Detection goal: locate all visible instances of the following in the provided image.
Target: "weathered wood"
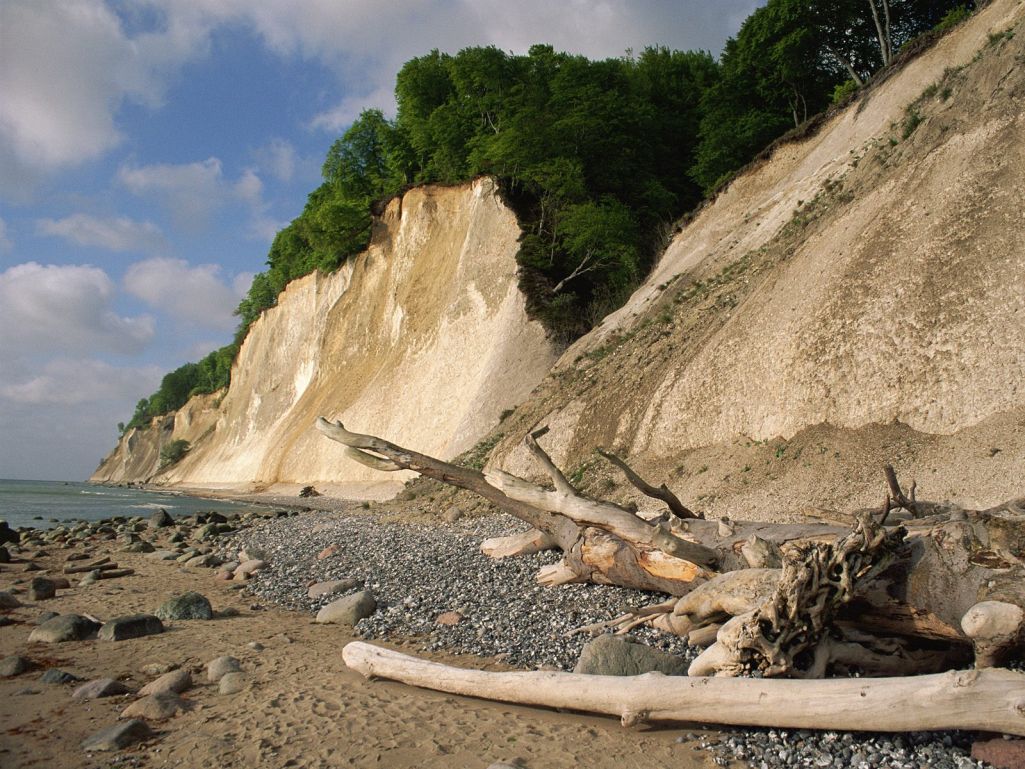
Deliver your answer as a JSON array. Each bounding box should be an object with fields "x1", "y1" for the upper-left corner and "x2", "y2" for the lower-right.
[
  {"x1": 480, "y1": 529, "x2": 557, "y2": 559},
  {"x1": 596, "y1": 448, "x2": 700, "y2": 520},
  {"x1": 343, "y1": 642, "x2": 1025, "y2": 735}
]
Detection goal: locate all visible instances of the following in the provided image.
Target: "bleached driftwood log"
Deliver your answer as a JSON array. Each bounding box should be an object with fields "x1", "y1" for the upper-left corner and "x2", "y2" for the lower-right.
[{"x1": 342, "y1": 642, "x2": 1025, "y2": 735}]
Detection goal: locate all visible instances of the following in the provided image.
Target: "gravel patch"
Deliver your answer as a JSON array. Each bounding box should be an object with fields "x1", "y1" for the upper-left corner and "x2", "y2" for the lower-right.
[
  {"x1": 219, "y1": 509, "x2": 997, "y2": 769},
  {"x1": 220, "y1": 510, "x2": 697, "y2": 670}
]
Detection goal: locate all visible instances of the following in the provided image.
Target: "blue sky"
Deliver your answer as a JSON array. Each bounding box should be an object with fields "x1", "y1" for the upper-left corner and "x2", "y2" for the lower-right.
[{"x1": 0, "y1": 0, "x2": 757, "y2": 480}]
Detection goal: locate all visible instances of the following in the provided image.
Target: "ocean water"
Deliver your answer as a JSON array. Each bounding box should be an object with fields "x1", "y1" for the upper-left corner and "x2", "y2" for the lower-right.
[{"x1": 0, "y1": 479, "x2": 275, "y2": 531}]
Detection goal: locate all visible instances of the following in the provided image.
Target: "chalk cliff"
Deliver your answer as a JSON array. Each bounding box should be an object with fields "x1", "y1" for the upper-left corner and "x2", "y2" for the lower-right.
[{"x1": 92, "y1": 178, "x2": 558, "y2": 497}]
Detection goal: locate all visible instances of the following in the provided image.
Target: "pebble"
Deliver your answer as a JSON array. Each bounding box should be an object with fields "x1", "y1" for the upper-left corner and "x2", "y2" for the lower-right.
[
  {"x1": 315, "y1": 590, "x2": 376, "y2": 626},
  {"x1": 80, "y1": 719, "x2": 153, "y2": 751},
  {"x1": 207, "y1": 655, "x2": 241, "y2": 683}
]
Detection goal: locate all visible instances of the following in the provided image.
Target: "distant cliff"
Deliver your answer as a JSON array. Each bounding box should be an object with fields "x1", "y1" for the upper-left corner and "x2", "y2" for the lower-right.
[{"x1": 92, "y1": 178, "x2": 558, "y2": 497}]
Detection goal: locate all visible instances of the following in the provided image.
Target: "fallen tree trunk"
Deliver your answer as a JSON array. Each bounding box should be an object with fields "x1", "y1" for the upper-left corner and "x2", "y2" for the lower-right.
[
  {"x1": 343, "y1": 642, "x2": 1025, "y2": 735},
  {"x1": 316, "y1": 418, "x2": 1025, "y2": 672}
]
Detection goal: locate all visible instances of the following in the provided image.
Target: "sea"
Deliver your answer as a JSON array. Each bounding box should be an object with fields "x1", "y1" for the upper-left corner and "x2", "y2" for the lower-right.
[{"x1": 0, "y1": 479, "x2": 276, "y2": 532}]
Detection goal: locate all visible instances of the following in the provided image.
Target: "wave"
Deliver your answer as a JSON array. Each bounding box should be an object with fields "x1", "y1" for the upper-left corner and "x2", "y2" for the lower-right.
[{"x1": 128, "y1": 503, "x2": 177, "y2": 511}]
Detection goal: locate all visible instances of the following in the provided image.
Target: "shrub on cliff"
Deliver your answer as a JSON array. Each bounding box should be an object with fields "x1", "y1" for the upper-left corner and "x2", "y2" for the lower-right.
[{"x1": 159, "y1": 440, "x2": 190, "y2": 468}]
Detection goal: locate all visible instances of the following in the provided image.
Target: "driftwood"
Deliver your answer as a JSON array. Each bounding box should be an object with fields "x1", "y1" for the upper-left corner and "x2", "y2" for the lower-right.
[
  {"x1": 316, "y1": 419, "x2": 1025, "y2": 683},
  {"x1": 343, "y1": 642, "x2": 1025, "y2": 735}
]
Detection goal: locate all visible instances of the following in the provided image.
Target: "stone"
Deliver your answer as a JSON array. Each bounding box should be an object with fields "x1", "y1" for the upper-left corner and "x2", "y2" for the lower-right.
[
  {"x1": 50, "y1": 577, "x2": 70, "y2": 589},
  {"x1": 486, "y1": 763, "x2": 524, "y2": 769},
  {"x1": 138, "y1": 669, "x2": 192, "y2": 696},
  {"x1": 442, "y1": 507, "x2": 463, "y2": 523},
  {"x1": 140, "y1": 662, "x2": 177, "y2": 676},
  {"x1": 206, "y1": 655, "x2": 241, "y2": 682},
  {"x1": 28, "y1": 576, "x2": 57, "y2": 601},
  {"x1": 0, "y1": 590, "x2": 22, "y2": 609},
  {"x1": 0, "y1": 655, "x2": 34, "y2": 677},
  {"x1": 247, "y1": 641, "x2": 264, "y2": 651},
  {"x1": 233, "y1": 559, "x2": 267, "y2": 579},
  {"x1": 0, "y1": 545, "x2": 10, "y2": 563},
  {"x1": 573, "y1": 634, "x2": 690, "y2": 677},
  {"x1": 184, "y1": 553, "x2": 222, "y2": 568},
  {"x1": 307, "y1": 578, "x2": 360, "y2": 599},
  {"x1": 124, "y1": 541, "x2": 155, "y2": 553},
  {"x1": 148, "y1": 508, "x2": 173, "y2": 528},
  {"x1": 155, "y1": 592, "x2": 213, "y2": 621},
  {"x1": 28, "y1": 614, "x2": 100, "y2": 643},
  {"x1": 972, "y1": 737, "x2": 1025, "y2": 769},
  {"x1": 147, "y1": 550, "x2": 179, "y2": 561},
  {"x1": 218, "y1": 671, "x2": 246, "y2": 694},
  {"x1": 40, "y1": 668, "x2": 80, "y2": 684},
  {"x1": 315, "y1": 590, "x2": 377, "y2": 626},
  {"x1": 435, "y1": 611, "x2": 464, "y2": 626},
  {"x1": 80, "y1": 719, "x2": 153, "y2": 751},
  {"x1": 121, "y1": 692, "x2": 189, "y2": 720},
  {"x1": 0, "y1": 520, "x2": 19, "y2": 545},
  {"x1": 98, "y1": 614, "x2": 165, "y2": 641},
  {"x1": 237, "y1": 547, "x2": 267, "y2": 563},
  {"x1": 316, "y1": 544, "x2": 339, "y2": 560},
  {"x1": 72, "y1": 678, "x2": 133, "y2": 700},
  {"x1": 34, "y1": 610, "x2": 59, "y2": 624}
]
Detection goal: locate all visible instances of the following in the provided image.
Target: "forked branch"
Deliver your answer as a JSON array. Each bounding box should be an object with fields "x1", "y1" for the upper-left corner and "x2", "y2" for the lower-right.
[{"x1": 596, "y1": 448, "x2": 700, "y2": 519}]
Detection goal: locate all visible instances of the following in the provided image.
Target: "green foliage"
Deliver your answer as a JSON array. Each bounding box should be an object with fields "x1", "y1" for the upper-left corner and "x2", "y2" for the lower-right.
[
  {"x1": 159, "y1": 439, "x2": 191, "y2": 468},
  {"x1": 935, "y1": 5, "x2": 972, "y2": 33},
  {"x1": 832, "y1": 79, "x2": 861, "y2": 104}
]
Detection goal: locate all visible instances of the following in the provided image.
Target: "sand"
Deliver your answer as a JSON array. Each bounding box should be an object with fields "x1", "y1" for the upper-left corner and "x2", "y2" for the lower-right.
[{"x1": 0, "y1": 530, "x2": 714, "y2": 769}]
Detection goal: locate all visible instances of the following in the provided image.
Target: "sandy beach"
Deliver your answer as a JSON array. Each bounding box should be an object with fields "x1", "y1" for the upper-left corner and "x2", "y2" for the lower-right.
[{"x1": 0, "y1": 510, "x2": 716, "y2": 769}]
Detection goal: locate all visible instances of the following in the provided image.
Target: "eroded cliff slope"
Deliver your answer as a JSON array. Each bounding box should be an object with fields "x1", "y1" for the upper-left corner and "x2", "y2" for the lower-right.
[
  {"x1": 93, "y1": 179, "x2": 557, "y2": 496},
  {"x1": 491, "y1": 0, "x2": 1025, "y2": 518}
]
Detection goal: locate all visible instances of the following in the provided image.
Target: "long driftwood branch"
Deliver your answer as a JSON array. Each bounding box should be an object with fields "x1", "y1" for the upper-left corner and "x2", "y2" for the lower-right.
[
  {"x1": 596, "y1": 448, "x2": 700, "y2": 520},
  {"x1": 343, "y1": 642, "x2": 1025, "y2": 735}
]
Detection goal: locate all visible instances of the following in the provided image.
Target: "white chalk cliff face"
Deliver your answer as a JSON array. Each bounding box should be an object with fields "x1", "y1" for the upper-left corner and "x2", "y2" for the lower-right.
[{"x1": 93, "y1": 179, "x2": 558, "y2": 496}]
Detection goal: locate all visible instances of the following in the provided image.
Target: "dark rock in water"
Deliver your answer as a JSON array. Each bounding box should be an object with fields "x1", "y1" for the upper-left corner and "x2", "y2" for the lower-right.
[
  {"x1": 149, "y1": 508, "x2": 173, "y2": 528},
  {"x1": 40, "y1": 668, "x2": 81, "y2": 684},
  {"x1": 28, "y1": 577, "x2": 57, "y2": 601},
  {"x1": 0, "y1": 655, "x2": 34, "y2": 677},
  {"x1": 98, "y1": 614, "x2": 164, "y2": 641},
  {"x1": 155, "y1": 592, "x2": 213, "y2": 621},
  {"x1": 29, "y1": 614, "x2": 101, "y2": 643},
  {"x1": 72, "y1": 678, "x2": 133, "y2": 700},
  {"x1": 574, "y1": 634, "x2": 690, "y2": 676},
  {"x1": 0, "y1": 520, "x2": 19, "y2": 545},
  {"x1": 34, "y1": 611, "x2": 59, "y2": 624},
  {"x1": 80, "y1": 719, "x2": 153, "y2": 751}
]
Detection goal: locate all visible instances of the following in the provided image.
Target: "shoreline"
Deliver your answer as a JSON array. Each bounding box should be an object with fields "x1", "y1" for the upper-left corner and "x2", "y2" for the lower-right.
[{"x1": 0, "y1": 507, "x2": 715, "y2": 769}]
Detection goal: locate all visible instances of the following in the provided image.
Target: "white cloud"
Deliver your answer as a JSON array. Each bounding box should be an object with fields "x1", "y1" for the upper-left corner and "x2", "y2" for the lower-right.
[
  {"x1": 36, "y1": 213, "x2": 166, "y2": 254},
  {"x1": 254, "y1": 138, "x2": 298, "y2": 182},
  {"x1": 0, "y1": 218, "x2": 11, "y2": 252},
  {"x1": 1, "y1": 358, "x2": 162, "y2": 406},
  {"x1": 0, "y1": 262, "x2": 154, "y2": 357},
  {"x1": 124, "y1": 257, "x2": 249, "y2": 331},
  {"x1": 0, "y1": 0, "x2": 212, "y2": 198}
]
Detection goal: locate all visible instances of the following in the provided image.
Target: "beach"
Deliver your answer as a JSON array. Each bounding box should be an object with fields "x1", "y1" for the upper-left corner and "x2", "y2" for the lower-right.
[{"x1": 0, "y1": 505, "x2": 715, "y2": 769}]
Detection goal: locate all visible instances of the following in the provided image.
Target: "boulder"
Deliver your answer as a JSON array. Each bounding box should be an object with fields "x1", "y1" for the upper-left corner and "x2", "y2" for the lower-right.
[
  {"x1": 148, "y1": 509, "x2": 173, "y2": 528},
  {"x1": 0, "y1": 590, "x2": 22, "y2": 609},
  {"x1": 218, "y1": 671, "x2": 246, "y2": 695},
  {"x1": 0, "y1": 655, "x2": 34, "y2": 677},
  {"x1": 146, "y1": 550, "x2": 179, "y2": 561},
  {"x1": 121, "y1": 692, "x2": 189, "y2": 720},
  {"x1": 72, "y1": 678, "x2": 132, "y2": 700},
  {"x1": 206, "y1": 655, "x2": 241, "y2": 683},
  {"x1": 28, "y1": 614, "x2": 100, "y2": 643},
  {"x1": 40, "y1": 668, "x2": 80, "y2": 684},
  {"x1": 28, "y1": 577, "x2": 56, "y2": 601},
  {"x1": 184, "y1": 553, "x2": 222, "y2": 568},
  {"x1": 80, "y1": 719, "x2": 153, "y2": 751},
  {"x1": 314, "y1": 590, "x2": 377, "y2": 626},
  {"x1": 98, "y1": 614, "x2": 164, "y2": 641},
  {"x1": 0, "y1": 520, "x2": 19, "y2": 546},
  {"x1": 237, "y1": 547, "x2": 267, "y2": 563},
  {"x1": 0, "y1": 545, "x2": 10, "y2": 562},
  {"x1": 155, "y1": 592, "x2": 213, "y2": 621},
  {"x1": 138, "y1": 669, "x2": 192, "y2": 696},
  {"x1": 573, "y1": 634, "x2": 690, "y2": 677},
  {"x1": 233, "y1": 559, "x2": 267, "y2": 579},
  {"x1": 307, "y1": 578, "x2": 361, "y2": 599}
]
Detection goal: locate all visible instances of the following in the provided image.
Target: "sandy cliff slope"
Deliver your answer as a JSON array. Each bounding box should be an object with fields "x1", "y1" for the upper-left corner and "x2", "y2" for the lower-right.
[
  {"x1": 492, "y1": 0, "x2": 1025, "y2": 518},
  {"x1": 92, "y1": 178, "x2": 557, "y2": 496}
]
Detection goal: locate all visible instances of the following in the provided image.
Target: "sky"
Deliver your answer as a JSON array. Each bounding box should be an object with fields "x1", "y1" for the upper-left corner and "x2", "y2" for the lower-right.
[{"x1": 0, "y1": 0, "x2": 758, "y2": 481}]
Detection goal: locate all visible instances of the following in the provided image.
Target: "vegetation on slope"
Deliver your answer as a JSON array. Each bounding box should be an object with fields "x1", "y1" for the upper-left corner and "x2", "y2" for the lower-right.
[{"x1": 121, "y1": 0, "x2": 973, "y2": 434}]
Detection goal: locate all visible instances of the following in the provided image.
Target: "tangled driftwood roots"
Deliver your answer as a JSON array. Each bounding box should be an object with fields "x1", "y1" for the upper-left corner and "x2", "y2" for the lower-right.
[{"x1": 316, "y1": 418, "x2": 1025, "y2": 732}]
